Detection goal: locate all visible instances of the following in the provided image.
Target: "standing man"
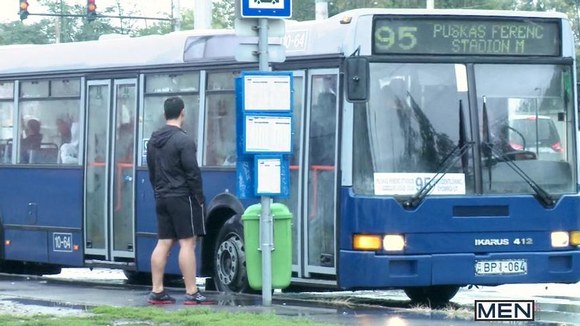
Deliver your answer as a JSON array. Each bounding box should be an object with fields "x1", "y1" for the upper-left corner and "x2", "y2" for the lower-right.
[{"x1": 146, "y1": 96, "x2": 207, "y2": 305}]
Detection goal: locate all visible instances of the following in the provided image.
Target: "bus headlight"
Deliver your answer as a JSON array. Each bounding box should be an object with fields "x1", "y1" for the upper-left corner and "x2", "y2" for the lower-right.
[
  {"x1": 383, "y1": 234, "x2": 405, "y2": 251},
  {"x1": 551, "y1": 231, "x2": 569, "y2": 247},
  {"x1": 570, "y1": 231, "x2": 580, "y2": 246},
  {"x1": 353, "y1": 234, "x2": 382, "y2": 251}
]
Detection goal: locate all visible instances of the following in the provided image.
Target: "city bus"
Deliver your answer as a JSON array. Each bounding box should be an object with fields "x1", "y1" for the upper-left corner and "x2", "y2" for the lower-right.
[{"x1": 0, "y1": 8, "x2": 579, "y2": 304}]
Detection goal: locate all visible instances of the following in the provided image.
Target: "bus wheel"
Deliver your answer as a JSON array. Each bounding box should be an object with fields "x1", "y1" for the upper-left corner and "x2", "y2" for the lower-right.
[
  {"x1": 403, "y1": 285, "x2": 460, "y2": 306},
  {"x1": 213, "y1": 222, "x2": 251, "y2": 293}
]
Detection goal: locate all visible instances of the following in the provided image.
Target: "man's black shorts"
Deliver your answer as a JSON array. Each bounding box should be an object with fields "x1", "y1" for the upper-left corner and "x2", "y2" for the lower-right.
[{"x1": 155, "y1": 196, "x2": 206, "y2": 239}]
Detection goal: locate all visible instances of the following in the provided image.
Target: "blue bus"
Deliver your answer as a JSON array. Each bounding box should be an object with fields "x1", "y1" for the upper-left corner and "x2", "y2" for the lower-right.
[{"x1": 0, "y1": 8, "x2": 579, "y2": 304}]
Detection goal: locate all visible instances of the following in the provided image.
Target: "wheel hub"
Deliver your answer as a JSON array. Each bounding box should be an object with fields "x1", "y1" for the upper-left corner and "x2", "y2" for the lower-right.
[{"x1": 216, "y1": 237, "x2": 239, "y2": 286}]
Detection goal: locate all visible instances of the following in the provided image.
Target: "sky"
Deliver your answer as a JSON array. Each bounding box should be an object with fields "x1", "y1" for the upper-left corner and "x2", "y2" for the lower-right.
[{"x1": 0, "y1": 0, "x2": 195, "y2": 24}]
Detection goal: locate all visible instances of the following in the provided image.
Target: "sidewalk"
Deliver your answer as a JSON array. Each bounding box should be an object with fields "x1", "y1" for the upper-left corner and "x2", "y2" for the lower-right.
[
  {"x1": 0, "y1": 272, "x2": 479, "y2": 326},
  {"x1": 3, "y1": 270, "x2": 577, "y2": 325}
]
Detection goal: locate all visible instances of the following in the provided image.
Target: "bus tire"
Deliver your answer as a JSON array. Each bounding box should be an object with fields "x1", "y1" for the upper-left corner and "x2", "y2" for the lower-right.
[
  {"x1": 403, "y1": 285, "x2": 460, "y2": 306},
  {"x1": 213, "y1": 221, "x2": 252, "y2": 293}
]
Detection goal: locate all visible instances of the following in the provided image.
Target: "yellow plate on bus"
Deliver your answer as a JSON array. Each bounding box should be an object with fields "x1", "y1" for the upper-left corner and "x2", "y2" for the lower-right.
[{"x1": 475, "y1": 259, "x2": 527, "y2": 275}]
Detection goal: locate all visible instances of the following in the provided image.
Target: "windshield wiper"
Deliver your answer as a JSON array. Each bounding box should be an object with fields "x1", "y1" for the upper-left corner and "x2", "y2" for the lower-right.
[
  {"x1": 480, "y1": 97, "x2": 555, "y2": 208},
  {"x1": 481, "y1": 143, "x2": 555, "y2": 207},
  {"x1": 403, "y1": 101, "x2": 473, "y2": 210}
]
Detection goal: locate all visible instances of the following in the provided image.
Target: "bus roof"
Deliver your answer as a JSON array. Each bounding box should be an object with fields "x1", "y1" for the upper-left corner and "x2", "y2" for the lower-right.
[
  {"x1": 0, "y1": 8, "x2": 570, "y2": 77},
  {"x1": 335, "y1": 7, "x2": 568, "y2": 19}
]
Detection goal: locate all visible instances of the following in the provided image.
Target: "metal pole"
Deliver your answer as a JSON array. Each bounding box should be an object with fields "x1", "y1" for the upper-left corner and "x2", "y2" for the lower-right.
[
  {"x1": 258, "y1": 17, "x2": 272, "y2": 306},
  {"x1": 173, "y1": 0, "x2": 181, "y2": 31},
  {"x1": 315, "y1": 0, "x2": 328, "y2": 20},
  {"x1": 194, "y1": 0, "x2": 213, "y2": 29},
  {"x1": 258, "y1": 19, "x2": 269, "y2": 71},
  {"x1": 56, "y1": 0, "x2": 63, "y2": 43}
]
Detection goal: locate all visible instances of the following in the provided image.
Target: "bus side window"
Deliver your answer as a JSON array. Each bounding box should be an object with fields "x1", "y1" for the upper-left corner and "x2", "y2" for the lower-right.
[
  {"x1": 0, "y1": 86, "x2": 14, "y2": 164},
  {"x1": 0, "y1": 82, "x2": 14, "y2": 164},
  {"x1": 204, "y1": 96, "x2": 236, "y2": 166},
  {"x1": 141, "y1": 73, "x2": 201, "y2": 166},
  {"x1": 204, "y1": 71, "x2": 238, "y2": 167},
  {"x1": 310, "y1": 91, "x2": 336, "y2": 165},
  {"x1": 18, "y1": 79, "x2": 81, "y2": 165}
]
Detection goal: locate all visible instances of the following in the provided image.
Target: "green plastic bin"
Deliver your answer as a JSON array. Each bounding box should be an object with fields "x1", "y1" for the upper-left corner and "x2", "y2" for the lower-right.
[{"x1": 242, "y1": 203, "x2": 292, "y2": 290}]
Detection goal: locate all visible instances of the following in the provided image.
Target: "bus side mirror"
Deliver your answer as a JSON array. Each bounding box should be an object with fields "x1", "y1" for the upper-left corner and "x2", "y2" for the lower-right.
[{"x1": 345, "y1": 56, "x2": 369, "y2": 103}]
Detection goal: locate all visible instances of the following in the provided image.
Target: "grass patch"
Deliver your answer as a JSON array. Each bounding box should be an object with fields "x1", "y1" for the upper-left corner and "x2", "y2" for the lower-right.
[
  {"x1": 0, "y1": 305, "x2": 336, "y2": 326},
  {"x1": 407, "y1": 303, "x2": 473, "y2": 320}
]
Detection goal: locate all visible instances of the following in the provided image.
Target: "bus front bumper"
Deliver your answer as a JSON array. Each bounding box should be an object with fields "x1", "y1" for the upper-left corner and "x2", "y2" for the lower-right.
[{"x1": 338, "y1": 250, "x2": 580, "y2": 289}]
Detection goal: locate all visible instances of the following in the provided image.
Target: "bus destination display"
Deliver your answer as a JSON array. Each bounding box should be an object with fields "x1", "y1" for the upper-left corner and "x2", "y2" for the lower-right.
[{"x1": 373, "y1": 17, "x2": 560, "y2": 56}]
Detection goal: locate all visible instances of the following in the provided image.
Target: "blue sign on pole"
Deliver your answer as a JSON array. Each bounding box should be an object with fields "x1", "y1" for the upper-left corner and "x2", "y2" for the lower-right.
[
  {"x1": 235, "y1": 72, "x2": 293, "y2": 199},
  {"x1": 241, "y1": 0, "x2": 292, "y2": 18}
]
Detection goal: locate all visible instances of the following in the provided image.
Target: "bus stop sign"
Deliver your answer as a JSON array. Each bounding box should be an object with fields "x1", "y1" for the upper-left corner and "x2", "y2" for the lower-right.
[{"x1": 241, "y1": 0, "x2": 292, "y2": 18}]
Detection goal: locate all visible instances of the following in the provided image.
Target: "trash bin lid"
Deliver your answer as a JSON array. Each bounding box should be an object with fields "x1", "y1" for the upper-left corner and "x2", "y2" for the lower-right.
[
  {"x1": 271, "y1": 203, "x2": 292, "y2": 220},
  {"x1": 241, "y1": 203, "x2": 292, "y2": 220},
  {"x1": 242, "y1": 204, "x2": 261, "y2": 221}
]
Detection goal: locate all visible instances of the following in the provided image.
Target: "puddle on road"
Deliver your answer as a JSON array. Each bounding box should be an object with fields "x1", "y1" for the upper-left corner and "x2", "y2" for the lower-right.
[
  {"x1": 539, "y1": 302, "x2": 580, "y2": 314},
  {"x1": 6, "y1": 297, "x2": 91, "y2": 311}
]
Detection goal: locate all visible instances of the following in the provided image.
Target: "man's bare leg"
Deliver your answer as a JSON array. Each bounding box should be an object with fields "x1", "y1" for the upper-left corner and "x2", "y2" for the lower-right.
[
  {"x1": 151, "y1": 239, "x2": 174, "y2": 293},
  {"x1": 178, "y1": 236, "x2": 197, "y2": 294}
]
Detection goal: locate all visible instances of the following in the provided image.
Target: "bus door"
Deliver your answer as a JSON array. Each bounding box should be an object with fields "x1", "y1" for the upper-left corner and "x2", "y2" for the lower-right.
[
  {"x1": 277, "y1": 71, "x2": 305, "y2": 277},
  {"x1": 303, "y1": 69, "x2": 339, "y2": 276},
  {"x1": 84, "y1": 79, "x2": 137, "y2": 261}
]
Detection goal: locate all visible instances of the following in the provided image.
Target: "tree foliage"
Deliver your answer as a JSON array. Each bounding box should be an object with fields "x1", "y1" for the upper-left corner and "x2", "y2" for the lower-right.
[
  {"x1": 212, "y1": 1, "x2": 234, "y2": 29},
  {"x1": 0, "y1": 21, "x2": 52, "y2": 45},
  {"x1": 40, "y1": 0, "x2": 119, "y2": 42}
]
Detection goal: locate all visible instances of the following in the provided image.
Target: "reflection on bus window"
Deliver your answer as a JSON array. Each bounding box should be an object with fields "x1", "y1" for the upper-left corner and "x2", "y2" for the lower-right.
[
  {"x1": 475, "y1": 64, "x2": 575, "y2": 194},
  {"x1": 353, "y1": 63, "x2": 472, "y2": 195}
]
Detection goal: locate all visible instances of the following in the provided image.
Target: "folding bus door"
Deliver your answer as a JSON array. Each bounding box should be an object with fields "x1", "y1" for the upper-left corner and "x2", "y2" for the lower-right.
[
  {"x1": 303, "y1": 69, "x2": 339, "y2": 276},
  {"x1": 84, "y1": 79, "x2": 137, "y2": 261},
  {"x1": 276, "y1": 70, "x2": 305, "y2": 277}
]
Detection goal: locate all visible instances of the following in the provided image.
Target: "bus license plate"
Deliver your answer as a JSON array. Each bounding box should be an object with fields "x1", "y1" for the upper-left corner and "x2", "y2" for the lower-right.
[{"x1": 475, "y1": 259, "x2": 527, "y2": 275}]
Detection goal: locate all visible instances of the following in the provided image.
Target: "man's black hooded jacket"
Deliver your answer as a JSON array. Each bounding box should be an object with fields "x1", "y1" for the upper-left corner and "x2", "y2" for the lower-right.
[{"x1": 146, "y1": 125, "x2": 203, "y2": 202}]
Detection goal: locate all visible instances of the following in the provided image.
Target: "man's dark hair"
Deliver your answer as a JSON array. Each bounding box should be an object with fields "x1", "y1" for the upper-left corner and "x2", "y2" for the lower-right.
[{"x1": 164, "y1": 97, "x2": 185, "y2": 120}]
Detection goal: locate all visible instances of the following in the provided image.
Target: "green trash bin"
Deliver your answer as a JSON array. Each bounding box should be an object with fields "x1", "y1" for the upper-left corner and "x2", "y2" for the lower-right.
[{"x1": 242, "y1": 203, "x2": 292, "y2": 290}]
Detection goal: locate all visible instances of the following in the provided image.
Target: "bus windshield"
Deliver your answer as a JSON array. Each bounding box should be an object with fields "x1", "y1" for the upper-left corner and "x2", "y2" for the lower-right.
[{"x1": 353, "y1": 62, "x2": 576, "y2": 197}]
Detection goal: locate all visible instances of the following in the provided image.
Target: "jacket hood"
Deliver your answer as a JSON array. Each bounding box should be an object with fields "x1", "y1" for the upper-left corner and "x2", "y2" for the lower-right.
[{"x1": 150, "y1": 125, "x2": 181, "y2": 148}]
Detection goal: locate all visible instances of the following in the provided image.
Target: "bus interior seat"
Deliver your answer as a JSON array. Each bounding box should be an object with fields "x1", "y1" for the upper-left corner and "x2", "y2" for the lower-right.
[{"x1": 29, "y1": 143, "x2": 59, "y2": 164}]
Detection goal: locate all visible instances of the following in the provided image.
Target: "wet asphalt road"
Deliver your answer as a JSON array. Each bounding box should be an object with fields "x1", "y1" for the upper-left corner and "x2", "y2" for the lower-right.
[{"x1": 0, "y1": 269, "x2": 578, "y2": 325}]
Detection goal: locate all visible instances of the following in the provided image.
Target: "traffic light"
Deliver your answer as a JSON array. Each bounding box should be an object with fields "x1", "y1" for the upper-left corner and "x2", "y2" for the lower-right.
[
  {"x1": 19, "y1": 0, "x2": 29, "y2": 21},
  {"x1": 87, "y1": 0, "x2": 97, "y2": 22}
]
